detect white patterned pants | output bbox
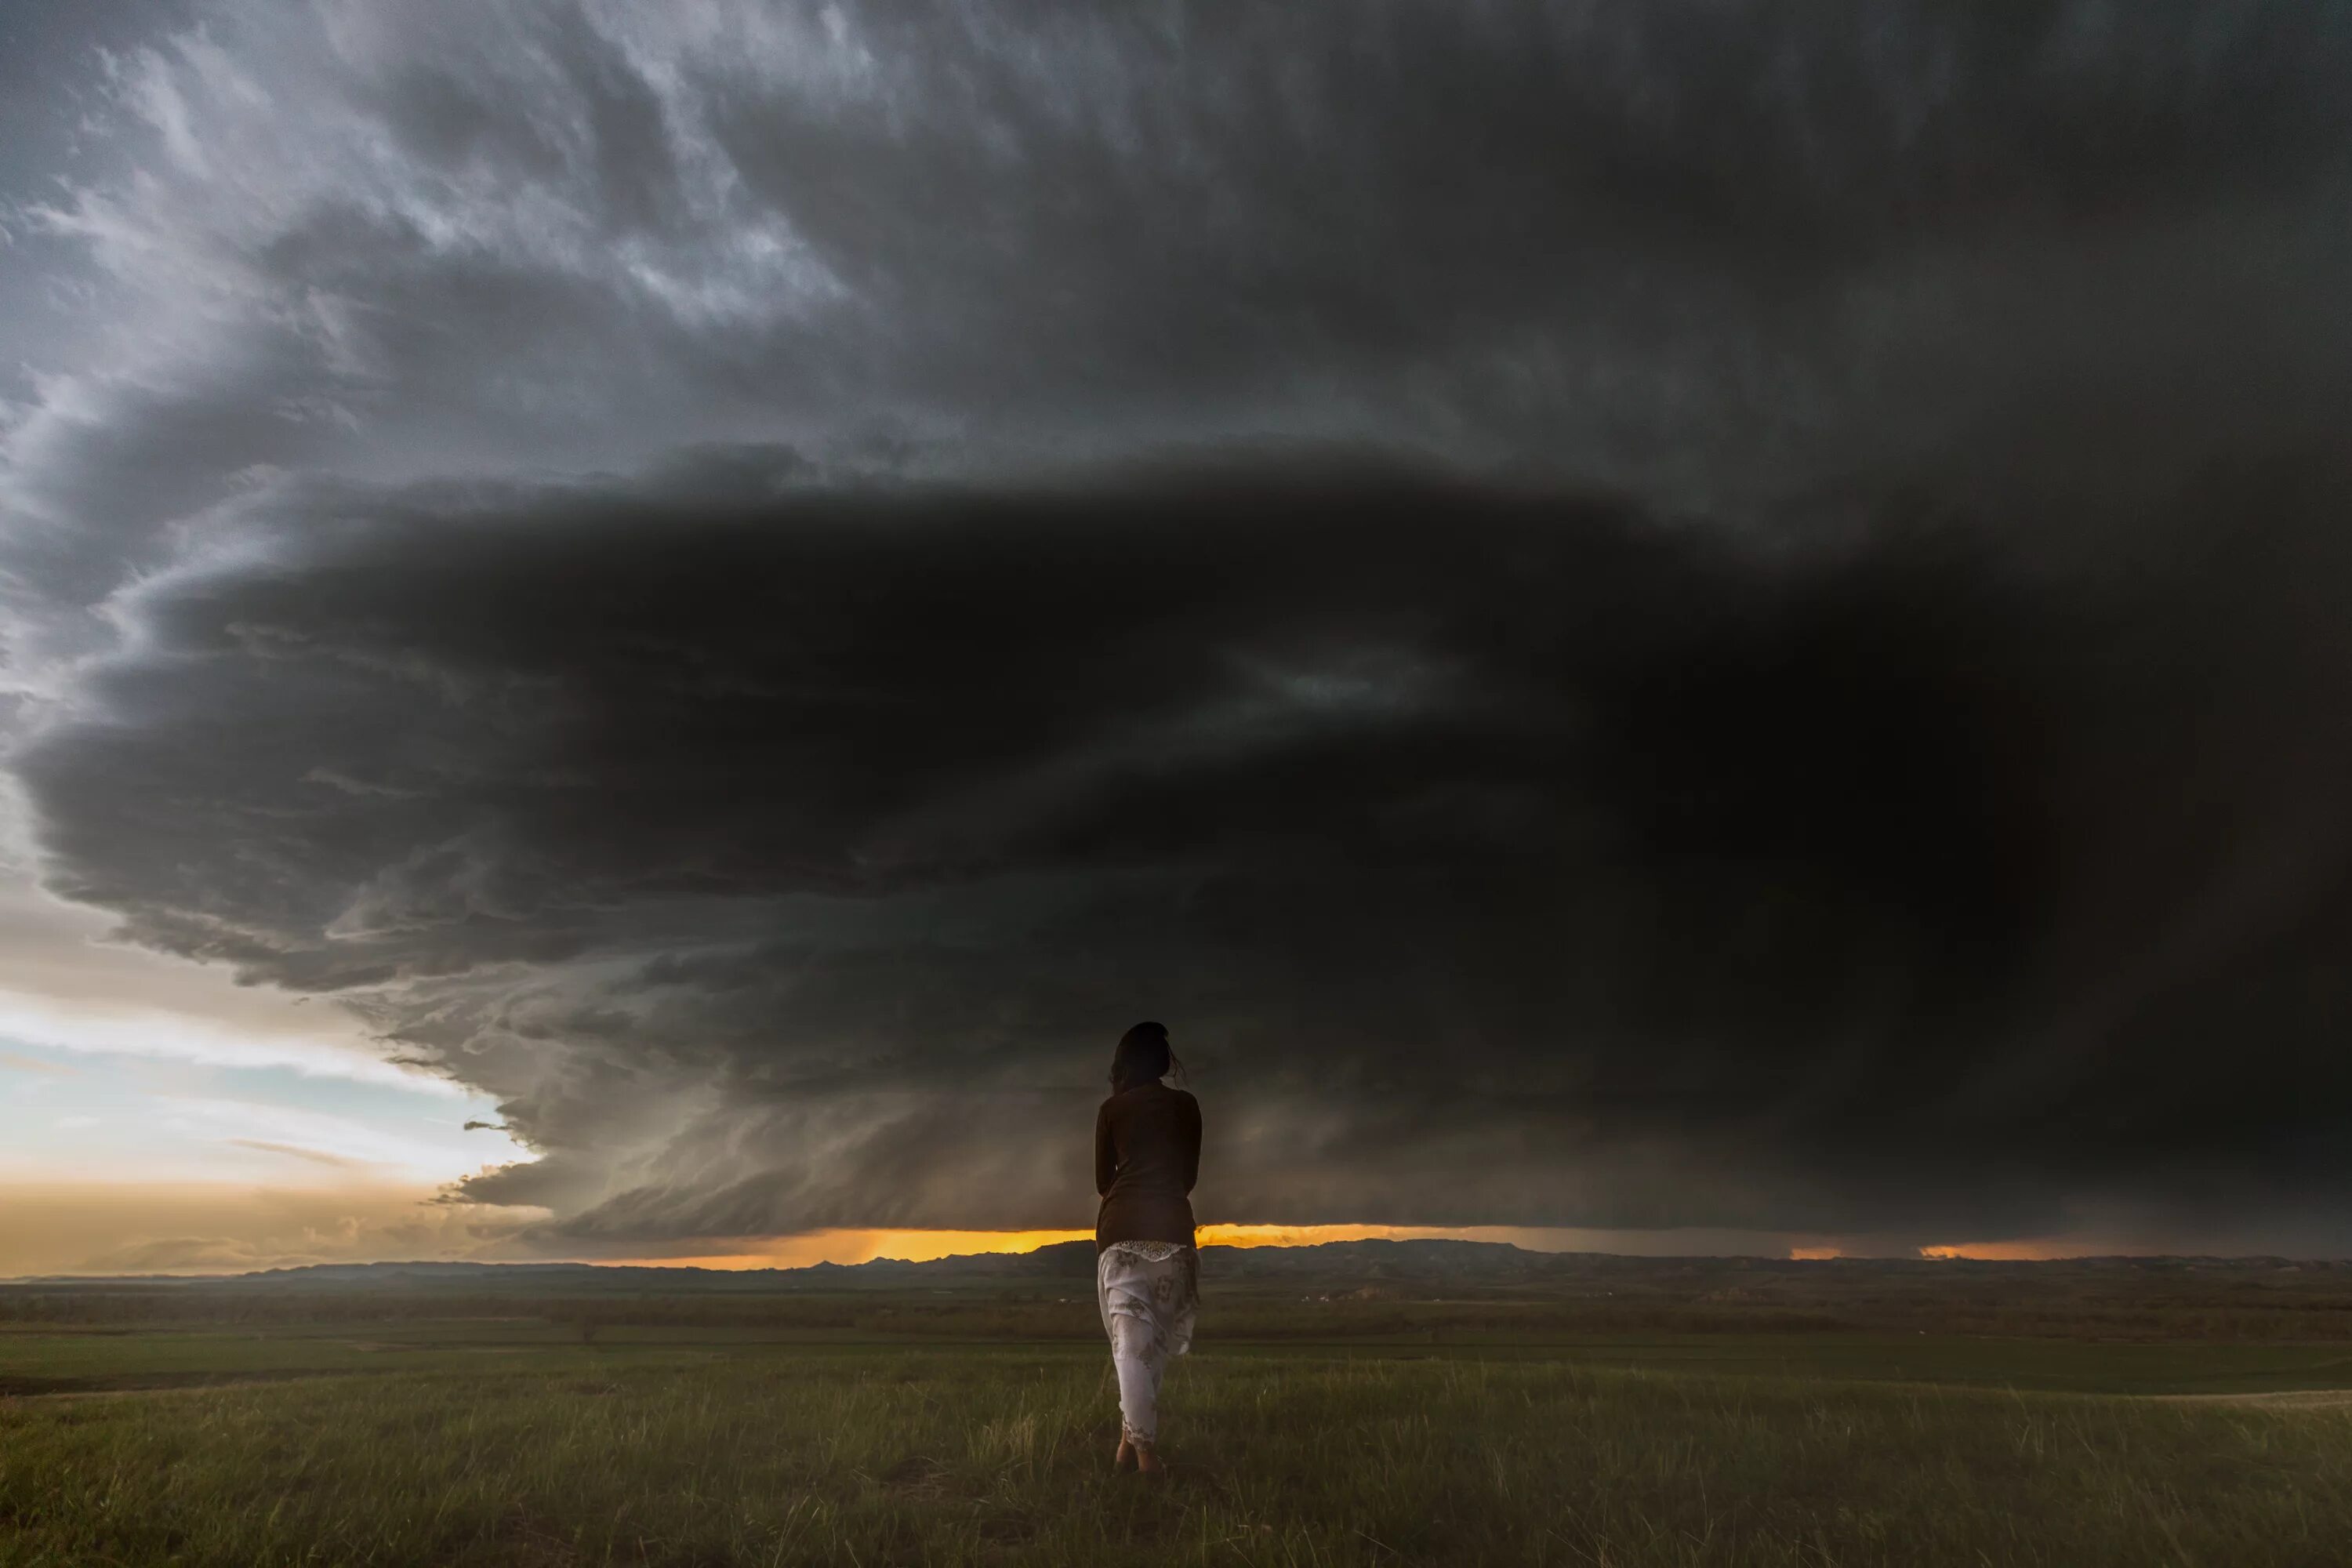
[1095,1241,1197,1446]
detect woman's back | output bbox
[1094,1080,1201,1250]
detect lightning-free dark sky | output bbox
[5,2,2352,1261]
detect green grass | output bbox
[5,1319,2351,1396]
[2,1329,2350,1566]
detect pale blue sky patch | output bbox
[0,1034,520,1185]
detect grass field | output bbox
[3,1314,2350,1566]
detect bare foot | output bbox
[1134,1443,1165,1478]
[1114,1436,1136,1471]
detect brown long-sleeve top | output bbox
[1094,1081,1201,1252]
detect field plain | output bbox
[2,1250,2350,1566]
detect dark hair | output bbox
[1109,1020,1181,1092]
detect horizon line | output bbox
[10,1234,2347,1286]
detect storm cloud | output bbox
[6,2,2352,1248]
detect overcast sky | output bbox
[5,2,2352,1272]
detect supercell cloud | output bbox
[5,2,2351,1249]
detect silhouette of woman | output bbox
[1093,1020,1201,1475]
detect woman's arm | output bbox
[1178,1091,1201,1194]
[1094,1100,1116,1196]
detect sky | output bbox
[4,2,2352,1276]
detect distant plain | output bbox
[2,1246,2347,1566]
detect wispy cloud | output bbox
[0,1177,542,1277]
[227,1138,368,1170]
[0,883,463,1093]
[0,1051,74,1076]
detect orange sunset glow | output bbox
[1917,1241,2084,1261]
[594,1224,1592,1272]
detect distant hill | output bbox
[14,1237,2342,1292]
[14,1243,2352,1345]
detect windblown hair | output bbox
[1109,1020,1182,1092]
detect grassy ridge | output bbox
[14,1251,2352,1344]
[2,1333,2350,1566]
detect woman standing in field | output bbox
[1094,1020,1202,1477]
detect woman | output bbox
[1094,1019,1201,1476]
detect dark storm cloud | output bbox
[20,448,2352,1239]
[12,1,2352,630]
[9,2,2352,1245]
[700,1,2352,423]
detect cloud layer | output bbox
[6,2,2352,1248]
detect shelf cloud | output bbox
[6,2,2351,1250]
